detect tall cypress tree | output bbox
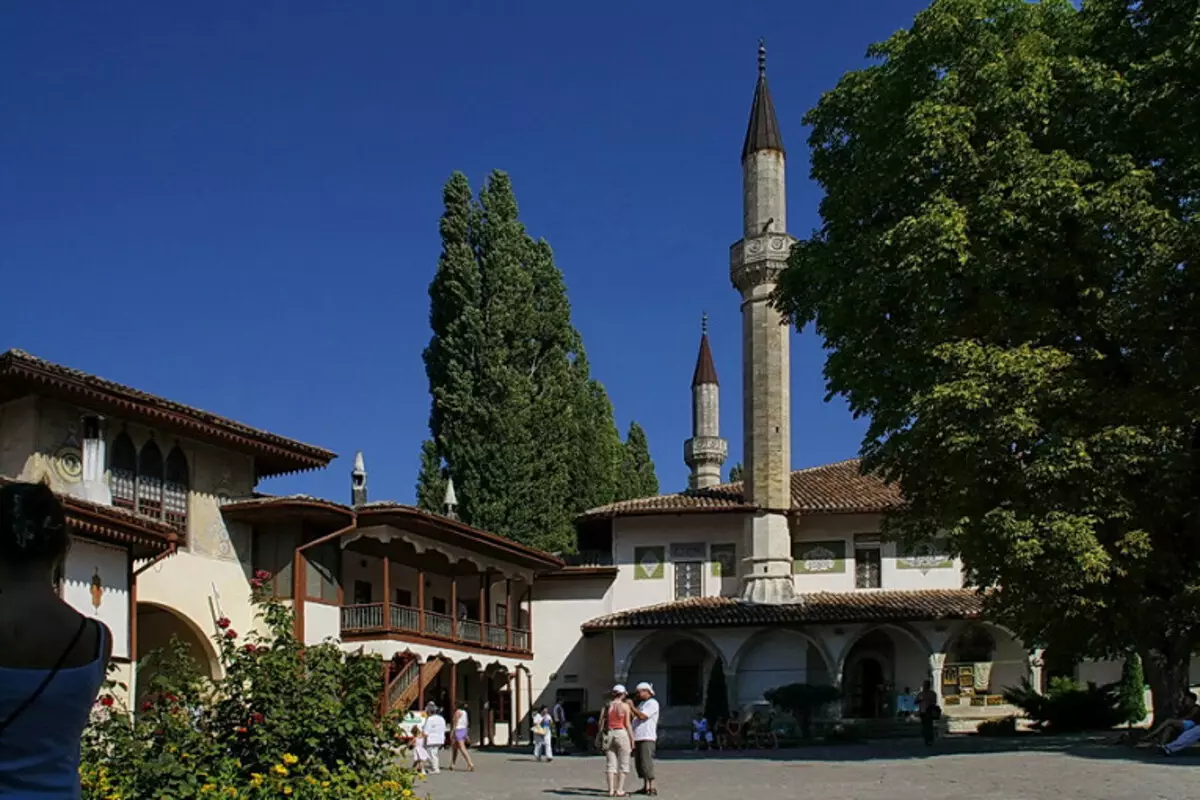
[414,440,447,513]
[620,422,659,499]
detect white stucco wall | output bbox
[63,537,131,659]
[611,515,744,608]
[529,576,615,711]
[304,601,341,645]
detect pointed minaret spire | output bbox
[351,451,368,506]
[442,475,458,520]
[742,38,785,162]
[685,314,727,489]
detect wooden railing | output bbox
[341,602,532,654]
[387,661,418,709]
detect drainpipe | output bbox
[292,513,358,642]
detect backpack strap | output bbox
[0,617,90,737]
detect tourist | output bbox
[532,705,554,762]
[422,702,448,773]
[599,684,634,797]
[1145,692,1198,745]
[585,715,600,752]
[692,712,713,750]
[450,701,475,771]
[720,714,743,749]
[629,682,659,796]
[916,680,940,746]
[896,686,918,719]
[409,724,428,775]
[552,697,569,753]
[0,481,113,798]
[1162,719,1200,756]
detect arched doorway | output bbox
[843,630,896,718]
[135,602,219,705]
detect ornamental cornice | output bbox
[730,233,794,293]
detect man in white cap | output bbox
[629,682,659,796]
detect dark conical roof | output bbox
[741,40,785,161]
[692,316,719,387]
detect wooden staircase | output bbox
[384,656,445,716]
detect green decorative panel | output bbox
[634,546,665,580]
[710,544,736,577]
[897,539,954,570]
[791,540,847,574]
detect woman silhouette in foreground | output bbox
[0,482,112,798]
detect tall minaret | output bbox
[351,451,368,506]
[730,41,795,603]
[685,313,728,489]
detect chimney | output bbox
[80,415,112,505]
[351,451,367,506]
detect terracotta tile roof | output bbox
[581,589,984,632]
[0,476,176,559]
[0,350,335,478]
[581,459,902,519]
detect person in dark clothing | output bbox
[916,680,940,746]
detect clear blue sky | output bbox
[1,1,927,503]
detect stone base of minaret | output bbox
[740,512,797,603]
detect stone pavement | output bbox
[421,739,1197,800]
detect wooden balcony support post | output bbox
[505,578,512,648]
[478,571,486,645]
[381,552,390,631]
[417,568,426,634]
[451,575,458,639]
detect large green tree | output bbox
[620,421,659,499]
[419,171,657,550]
[776,0,1199,722]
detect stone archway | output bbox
[730,629,835,710]
[838,624,932,719]
[135,602,220,704]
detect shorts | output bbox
[1183,720,1196,731]
[454,728,468,742]
[692,731,713,742]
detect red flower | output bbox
[249,578,263,589]
[235,726,248,734]
[243,643,258,655]
[254,569,271,581]
[165,693,178,703]
[216,617,231,630]
[251,712,265,724]
[225,629,238,639]
[141,701,154,712]
[99,695,114,708]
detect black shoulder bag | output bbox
[0,617,90,737]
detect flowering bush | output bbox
[81,574,419,799]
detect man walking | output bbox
[629,682,660,796]
[422,702,448,774]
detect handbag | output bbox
[0,618,90,737]
[594,704,609,750]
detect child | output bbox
[692,713,713,751]
[584,716,599,753]
[410,724,428,775]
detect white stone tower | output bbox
[351,451,368,506]
[731,41,795,603]
[685,314,728,489]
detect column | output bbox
[514,667,523,746]
[381,554,390,631]
[505,578,512,648]
[1028,648,1045,695]
[526,587,533,651]
[449,661,458,732]
[929,652,947,705]
[451,576,458,640]
[478,574,486,645]
[417,569,426,634]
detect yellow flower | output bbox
[283,788,293,796]
[272,764,288,777]
[322,781,331,788]
[201,785,215,794]
[282,753,299,765]
[402,790,413,797]
[250,773,264,787]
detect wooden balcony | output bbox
[340,602,532,655]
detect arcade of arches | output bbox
[618,621,1032,723]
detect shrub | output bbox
[976,716,1020,737]
[1002,676,1125,733]
[80,577,419,800]
[1114,653,1148,725]
[703,660,731,727]
[763,683,841,739]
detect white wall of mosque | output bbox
[63,536,131,659]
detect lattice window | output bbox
[110,432,137,509]
[136,440,164,517]
[163,445,189,532]
[855,547,882,589]
[675,561,703,599]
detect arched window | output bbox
[952,624,996,663]
[665,639,708,708]
[137,440,164,517]
[163,446,189,532]
[110,432,137,509]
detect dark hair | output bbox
[0,481,69,567]
[1188,691,1198,701]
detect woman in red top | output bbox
[599,685,634,797]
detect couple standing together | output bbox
[597,682,659,798]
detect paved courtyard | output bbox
[423,740,1197,800]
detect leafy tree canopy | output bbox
[775,0,1199,721]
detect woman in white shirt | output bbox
[450,702,475,771]
[532,705,555,762]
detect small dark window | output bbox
[395,588,412,607]
[855,548,882,589]
[675,561,703,599]
[110,432,137,509]
[432,597,447,615]
[353,580,372,605]
[136,440,164,517]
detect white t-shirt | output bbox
[454,709,469,731]
[423,713,447,743]
[632,698,659,742]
